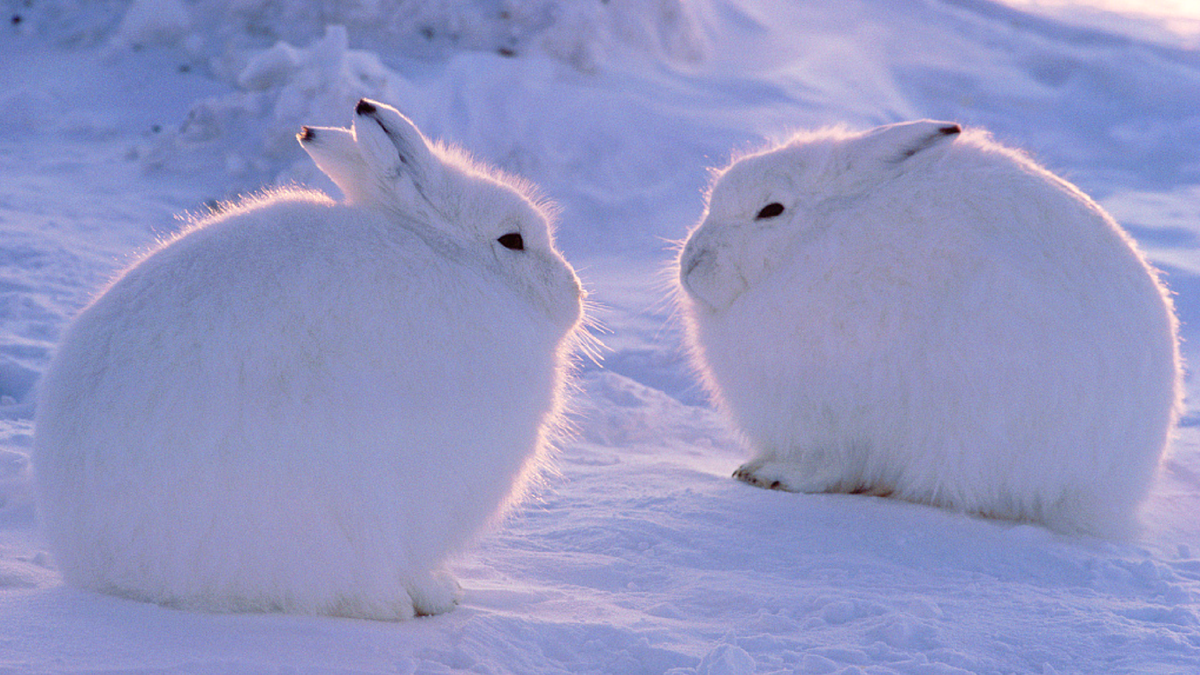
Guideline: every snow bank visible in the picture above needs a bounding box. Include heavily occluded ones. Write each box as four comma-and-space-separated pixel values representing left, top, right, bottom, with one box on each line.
138, 24, 421, 190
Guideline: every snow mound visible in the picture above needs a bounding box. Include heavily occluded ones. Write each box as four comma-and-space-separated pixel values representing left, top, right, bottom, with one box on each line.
138, 25, 418, 192
100, 0, 706, 69
111, 0, 191, 49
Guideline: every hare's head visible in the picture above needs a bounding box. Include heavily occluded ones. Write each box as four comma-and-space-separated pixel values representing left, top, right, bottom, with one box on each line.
679, 120, 961, 312
299, 100, 584, 331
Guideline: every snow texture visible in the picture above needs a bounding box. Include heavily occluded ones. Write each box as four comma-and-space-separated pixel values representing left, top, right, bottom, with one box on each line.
2, 0, 1200, 672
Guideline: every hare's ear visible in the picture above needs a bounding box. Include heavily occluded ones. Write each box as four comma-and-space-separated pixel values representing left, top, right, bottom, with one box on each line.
857, 120, 961, 164
297, 125, 370, 202
352, 99, 436, 186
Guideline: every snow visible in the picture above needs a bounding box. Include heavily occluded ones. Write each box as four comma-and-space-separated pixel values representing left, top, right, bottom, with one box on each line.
999, 0, 1200, 48
2, 0, 1200, 672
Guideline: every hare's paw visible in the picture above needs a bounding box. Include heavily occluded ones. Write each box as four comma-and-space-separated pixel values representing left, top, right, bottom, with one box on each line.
734, 458, 799, 491
407, 570, 463, 617
733, 458, 846, 494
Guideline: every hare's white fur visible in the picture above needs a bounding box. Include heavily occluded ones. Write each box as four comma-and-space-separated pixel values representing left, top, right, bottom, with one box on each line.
678, 120, 1181, 536
34, 100, 585, 619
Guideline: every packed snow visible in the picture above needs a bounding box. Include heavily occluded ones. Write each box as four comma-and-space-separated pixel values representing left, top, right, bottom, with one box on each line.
2, 0, 1200, 673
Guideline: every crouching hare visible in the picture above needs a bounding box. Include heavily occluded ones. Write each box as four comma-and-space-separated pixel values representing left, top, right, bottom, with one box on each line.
678, 120, 1181, 537
34, 99, 586, 619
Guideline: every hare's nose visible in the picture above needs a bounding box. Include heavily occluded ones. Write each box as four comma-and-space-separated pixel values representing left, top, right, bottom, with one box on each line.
682, 247, 709, 281
680, 234, 714, 285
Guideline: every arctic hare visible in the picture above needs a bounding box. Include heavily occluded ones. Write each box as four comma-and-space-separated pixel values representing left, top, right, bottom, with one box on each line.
678, 120, 1181, 536
34, 99, 586, 619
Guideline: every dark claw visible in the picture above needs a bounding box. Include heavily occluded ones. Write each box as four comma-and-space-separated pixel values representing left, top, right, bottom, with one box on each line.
939, 124, 962, 135
355, 99, 377, 115
298, 126, 315, 142
733, 464, 790, 492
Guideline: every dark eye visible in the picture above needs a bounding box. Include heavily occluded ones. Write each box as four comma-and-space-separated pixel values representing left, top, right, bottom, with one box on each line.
756, 202, 785, 220
497, 232, 524, 250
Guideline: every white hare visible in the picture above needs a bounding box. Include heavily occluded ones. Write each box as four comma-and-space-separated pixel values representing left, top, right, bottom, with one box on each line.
678, 120, 1182, 536
34, 99, 586, 619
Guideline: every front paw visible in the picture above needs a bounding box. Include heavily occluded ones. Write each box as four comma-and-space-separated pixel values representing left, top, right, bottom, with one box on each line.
733, 458, 858, 494
733, 458, 889, 497
407, 570, 463, 617
733, 459, 797, 491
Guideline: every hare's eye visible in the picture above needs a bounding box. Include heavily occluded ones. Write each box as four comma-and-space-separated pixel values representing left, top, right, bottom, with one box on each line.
497, 232, 525, 251
755, 202, 785, 220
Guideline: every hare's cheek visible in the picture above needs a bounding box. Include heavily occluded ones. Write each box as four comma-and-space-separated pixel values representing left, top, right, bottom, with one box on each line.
531, 257, 585, 331
553, 267, 585, 329
680, 239, 746, 313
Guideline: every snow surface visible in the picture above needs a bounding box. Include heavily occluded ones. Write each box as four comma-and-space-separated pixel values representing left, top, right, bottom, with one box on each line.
1000, 0, 1200, 49
2, 0, 1200, 672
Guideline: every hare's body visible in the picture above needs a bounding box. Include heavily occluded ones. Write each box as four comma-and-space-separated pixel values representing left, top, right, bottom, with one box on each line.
678, 121, 1180, 536
35, 101, 584, 618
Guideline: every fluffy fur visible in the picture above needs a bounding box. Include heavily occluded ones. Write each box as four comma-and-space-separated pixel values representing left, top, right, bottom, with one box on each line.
34, 99, 585, 619
677, 120, 1182, 536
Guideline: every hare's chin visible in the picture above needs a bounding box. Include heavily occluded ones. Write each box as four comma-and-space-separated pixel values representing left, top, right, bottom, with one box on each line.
680, 270, 741, 314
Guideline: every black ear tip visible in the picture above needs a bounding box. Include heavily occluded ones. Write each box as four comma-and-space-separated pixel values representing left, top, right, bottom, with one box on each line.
939, 124, 962, 135
355, 99, 377, 116
298, 126, 315, 142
